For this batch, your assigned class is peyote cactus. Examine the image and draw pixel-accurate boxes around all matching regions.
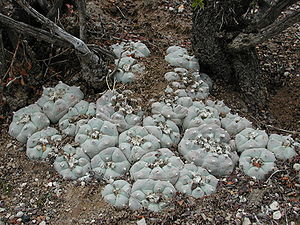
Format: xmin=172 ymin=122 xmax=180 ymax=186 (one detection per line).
xmin=178 ymin=124 xmax=238 ymax=176
xmin=164 ymin=68 xmax=210 ymax=100
xmin=111 ymin=41 xmax=151 ymax=58
xmin=114 ymin=57 xmax=146 ymax=83
xmin=53 ymin=144 xmax=91 ymax=180
xmin=26 ymin=127 xmax=62 ymax=160
xmin=165 ymin=46 xmax=199 ymax=71
xmin=175 ymin=163 xmax=218 ymax=198
xmin=151 ymin=97 xmax=193 ymax=126
xmin=267 ymin=134 xmax=299 ymax=160
xmin=59 ymin=100 xmax=96 ymax=136
xmin=96 ymin=90 xmax=143 ymax=132
xmin=9 ymin=104 xmax=50 ymax=143
xmin=119 ymin=126 xmax=160 ymax=163
xmin=239 ymin=148 xmax=276 ymax=180
xmin=102 ymin=180 xmax=132 ymax=208
xmin=221 ymin=113 xmax=252 ymax=136
xmin=130 ymin=148 xmax=184 ymax=184
xmin=182 ymin=102 xmax=221 ymax=130
xmin=91 ymin=147 xmax=131 ymax=181
xmin=205 ymin=100 xmax=231 ymax=118
xmin=36 ymin=82 xmax=84 ymax=123
xmin=235 ymin=128 xmax=269 ymax=153
xmin=192 ymin=72 xmax=213 ymax=90
xmin=75 ymin=118 xmax=119 ymax=158
xmin=129 ymin=179 xmax=176 ymax=212
xmin=143 ymin=114 xmax=181 ymax=148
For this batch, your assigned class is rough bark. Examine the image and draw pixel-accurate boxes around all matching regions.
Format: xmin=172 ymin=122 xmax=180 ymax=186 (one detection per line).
xmin=192 ymin=0 xmax=299 ymax=111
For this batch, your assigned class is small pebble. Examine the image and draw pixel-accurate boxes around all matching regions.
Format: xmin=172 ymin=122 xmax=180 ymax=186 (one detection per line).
xmin=39 ymin=221 xmax=46 ymax=225
xmin=242 ymin=217 xmax=251 ymax=225
xmin=16 ymin=211 xmax=24 ymax=217
xmin=273 ymin=211 xmax=282 ymax=220
xmin=270 ymin=201 xmax=279 ymax=211
xmin=293 ymin=163 xmax=300 ymax=171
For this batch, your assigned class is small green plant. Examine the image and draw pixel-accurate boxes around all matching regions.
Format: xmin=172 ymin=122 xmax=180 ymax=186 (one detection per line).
xmin=192 ymin=0 xmax=205 ymax=9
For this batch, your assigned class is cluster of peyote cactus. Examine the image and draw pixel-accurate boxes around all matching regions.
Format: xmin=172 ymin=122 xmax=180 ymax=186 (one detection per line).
xmin=165 ymin=46 xmax=199 ymax=71
xmin=96 ymin=90 xmax=143 ymax=133
xmin=9 ymin=104 xmax=50 ymax=143
xmin=8 ymin=43 xmax=299 ymax=212
xmin=164 ymin=68 xmax=210 ymax=100
xmin=130 ymin=148 xmax=184 ymax=184
xmin=179 ymin=124 xmax=238 ymax=176
xmin=26 ymin=127 xmax=62 ymax=160
xmin=182 ymin=101 xmax=221 ymax=130
xmin=91 ymin=147 xmax=131 ymax=181
xmin=111 ymin=41 xmax=150 ymax=83
xmin=59 ymin=100 xmax=96 ymax=136
xmin=119 ymin=126 xmax=161 ymax=163
xmin=36 ymin=81 xmax=84 ymax=123
xmin=53 ymin=144 xmax=91 ymax=180
xmin=143 ymin=114 xmax=181 ymax=148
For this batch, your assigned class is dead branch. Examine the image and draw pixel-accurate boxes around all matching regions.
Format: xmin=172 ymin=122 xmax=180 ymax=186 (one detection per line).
xmin=75 ymin=0 xmax=87 ymax=42
xmin=0 ymin=28 xmax=6 ymax=76
xmin=256 ymin=0 xmax=298 ymax=29
xmin=0 ymin=13 xmax=71 ymax=48
xmin=229 ymin=10 xmax=300 ymax=51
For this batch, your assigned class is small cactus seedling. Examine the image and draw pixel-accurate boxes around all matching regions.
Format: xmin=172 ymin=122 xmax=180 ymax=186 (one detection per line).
xmin=111 ymin=41 xmax=151 ymax=58
xmin=130 ymin=148 xmax=184 ymax=184
xmin=239 ymin=148 xmax=276 ymax=180
xmin=267 ymin=134 xmax=299 ymax=160
xmin=221 ymin=113 xmax=252 ymax=136
xmin=235 ymin=128 xmax=269 ymax=153
xmin=91 ymin=147 xmax=131 ymax=181
xmin=75 ymin=118 xmax=119 ymax=158
xmin=59 ymin=100 xmax=96 ymax=136
xmin=9 ymin=104 xmax=50 ymax=143
xmin=36 ymin=82 xmax=84 ymax=123
xmin=26 ymin=127 xmax=62 ymax=160
xmin=143 ymin=114 xmax=181 ymax=148
xmin=175 ymin=163 xmax=218 ymax=198
xmin=129 ymin=179 xmax=176 ymax=212
xmin=102 ymin=180 xmax=132 ymax=208
xmin=119 ymin=126 xmax=160 ymax=163
xmin=54 ymin=144 xmax=91 ymax=180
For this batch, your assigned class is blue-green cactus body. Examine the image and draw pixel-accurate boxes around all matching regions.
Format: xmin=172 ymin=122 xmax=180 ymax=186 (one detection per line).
xmin=91 ymin=147 xmax=130 ymax=180
xmin=239 ymin=148 xmax=276 ymax=180
xmin=59 ymin=100 xmax=96 ymax=136
xmin=221 ymin=113 xmax=252 ymax=136
xmin=54 ymin=144 xmax=91 ymax=180
xmin=37 ymin=82 xmax=84 ymax=123
xmin=96 ymin=91 xmax=142 ymax=132
xmin=102 ymin=180 xmax=132 ymax=208
xmin=235 ymin=128 xmax=269 ymax=153
xmin=205 ymin=100 xmax=231 ymax=118
xmin=143 ymin=114 xmax=180 ymax=148
xmin=183 ymin=102 xmax=221 ymax=130
xmin=130 ymin=148 xmax=184 ymax=184
xmin=179 ymin=124 xmax=238 ymax=176
xmin=26 ymin=127 xmax=62 ymax=160
xmin=119 ymin=126 xmax=160 ymax=163
xmin=175 ymin=163 xmax=218 ymax=198
xmin=129 ymin=179 xmax=176 ymax=212
xmin=267 ymin=134 xmax=298 ymax=160
xmin=9 ymin=104 xmax=50 ymax=143
xmin=75 ymin=118 xmax=118 ymax=158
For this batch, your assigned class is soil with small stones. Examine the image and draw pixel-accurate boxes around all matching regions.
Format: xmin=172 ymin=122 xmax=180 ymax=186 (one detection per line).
xmin=0 ymin=0 xmax=300 ymax=225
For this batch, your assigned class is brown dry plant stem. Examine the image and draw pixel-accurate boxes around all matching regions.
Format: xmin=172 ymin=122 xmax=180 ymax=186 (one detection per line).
xmin=0 ymin=28 xmax=6 ymax=77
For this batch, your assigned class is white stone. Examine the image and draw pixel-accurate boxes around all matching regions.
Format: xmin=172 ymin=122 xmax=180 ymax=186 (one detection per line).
xmin=269 ymin=201 xmax=279 ymax=211
xmin=242 ymin=217 xmax=251 ymax=225
xmin=273 ymin=211 xmax=282 ymax=220
xmin=293 ymin=163 xmax=300 ymax=171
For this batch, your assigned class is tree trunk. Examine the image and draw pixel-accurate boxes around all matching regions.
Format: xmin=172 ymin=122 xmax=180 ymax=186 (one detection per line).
xmin=192 ymin=0 xmax=268 ymax=111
